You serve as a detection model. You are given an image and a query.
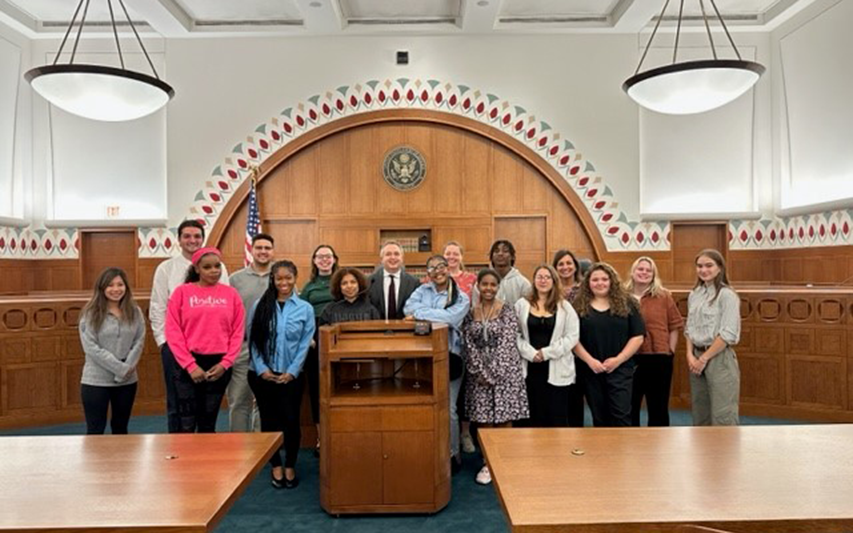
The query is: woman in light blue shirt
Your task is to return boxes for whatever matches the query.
[404,255,470,473]
[247,260,315,489]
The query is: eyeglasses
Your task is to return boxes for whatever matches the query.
[534,275,553,281]
[315,254,334,260]
[426,263,448,274]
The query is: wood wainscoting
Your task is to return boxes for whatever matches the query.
[0,294,164,429]
[2,287,852,430]
[669,287,853,422]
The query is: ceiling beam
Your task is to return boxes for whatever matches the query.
[459,0,500,33]
[131,0,191,37]
[0,0,38,38]
[762,0,820,30]
[612,0,660,32]
[296,0,342,34]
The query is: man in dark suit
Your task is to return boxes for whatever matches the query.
[368,241,420,320]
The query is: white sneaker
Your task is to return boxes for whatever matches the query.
[461,433,476,453]
[475,465,492,485]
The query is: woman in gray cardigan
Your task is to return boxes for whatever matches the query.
[79,267,146,434]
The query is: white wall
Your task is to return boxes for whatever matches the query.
[0,23,30,224]
[163,34,644,225]
[638,33,772,220]
[3,8,849,240]
[772,0,853,215]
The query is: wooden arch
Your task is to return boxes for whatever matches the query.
[207,109,606,259]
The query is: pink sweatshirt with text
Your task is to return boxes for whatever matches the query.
[165,282,245,372]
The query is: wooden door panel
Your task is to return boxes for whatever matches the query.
[330,431,383,506]
[383,431,434,505]
[671,224,726,284]
[80,230,137,290]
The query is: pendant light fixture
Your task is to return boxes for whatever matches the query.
[623,0,765,115]
[24,0,174,122]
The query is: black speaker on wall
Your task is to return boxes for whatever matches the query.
[396,50,409,65]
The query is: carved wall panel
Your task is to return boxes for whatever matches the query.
[786,329,815,355]
[787,356,846,410]
[2,307,29,332]
[752,327,784,354]
[756,299,782,322]
[671,289,853,421]
[817,299,844,324]
[3,285,853,426]
[739,353,784,404]
[786,298,814,323]
[0,297,162,427]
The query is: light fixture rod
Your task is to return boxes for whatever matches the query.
[699,0,717,60]
[53,0,86,65]
[117,0,161,80]
[709,0,742,60]
[69,0,92,65]
[673,0,685,64]
[634,0,671,75]
[107,0,124,69]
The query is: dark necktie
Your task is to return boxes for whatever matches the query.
[387,274,397,319]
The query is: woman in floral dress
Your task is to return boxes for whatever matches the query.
[462,269,529,485]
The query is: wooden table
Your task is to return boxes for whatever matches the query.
[479,425,853,533]
[0,433,282,532]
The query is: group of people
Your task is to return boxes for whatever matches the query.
[77,220,742,489]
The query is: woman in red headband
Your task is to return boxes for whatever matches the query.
[165,247,245,432]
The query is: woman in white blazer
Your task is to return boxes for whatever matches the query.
[515,264,580,427]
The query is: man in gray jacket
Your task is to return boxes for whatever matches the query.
[489,240,531,305]
[227,233,274,431]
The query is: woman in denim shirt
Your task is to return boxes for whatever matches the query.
[248,260,315,489]
[404,255,470,473]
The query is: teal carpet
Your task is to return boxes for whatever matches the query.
[1,410,808,533]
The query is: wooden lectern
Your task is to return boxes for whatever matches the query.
[318,320,450,514]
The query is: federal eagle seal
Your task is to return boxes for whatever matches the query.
[382,145,426,191]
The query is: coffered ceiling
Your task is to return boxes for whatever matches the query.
[0,0,816,38]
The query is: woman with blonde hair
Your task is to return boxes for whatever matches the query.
[573,262,645,427]
[443,241,478,298]
[515,265,579,427]
[685,249,741,426]
[625,257,683,426]
[443,241,478,453]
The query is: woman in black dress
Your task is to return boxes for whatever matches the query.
[573,262,645,427]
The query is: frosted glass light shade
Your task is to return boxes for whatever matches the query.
[25,64,174,122]
[623,59,765,115]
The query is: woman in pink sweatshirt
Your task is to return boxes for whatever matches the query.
[166,247,244,432]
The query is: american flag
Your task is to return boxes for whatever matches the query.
[244,173,261,266]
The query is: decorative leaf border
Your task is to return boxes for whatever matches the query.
[2,79,849,260]
[729,210,853,249]
[142,78,670,257]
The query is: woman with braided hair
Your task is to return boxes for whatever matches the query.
[247,260,315,489]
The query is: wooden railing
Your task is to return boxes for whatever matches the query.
[1,286,852,428]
